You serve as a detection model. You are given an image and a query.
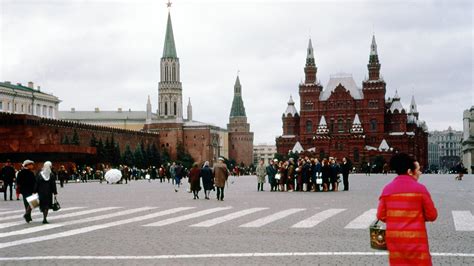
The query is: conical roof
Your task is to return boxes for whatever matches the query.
[350,114,364,134]
[284,95,298,116]
[162,12,177,58]
[316,115,329,134]
[230,75,246,117]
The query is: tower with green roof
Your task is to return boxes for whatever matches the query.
[158,9,183,121]
[228,75,254,166]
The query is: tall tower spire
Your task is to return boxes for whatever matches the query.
[187,97,193,121]
[230,75,246,117]
[409,94,419,119]
[367,34,381,80]
[146,95,152,124]
[304,38,317,84]
[158,4,183,121]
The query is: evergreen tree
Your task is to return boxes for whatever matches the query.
[97,138,105,162]
[140,141,149,167]
[176,142,194,169]
[71,130,80,145]
[122,144,134,167]
[134,144,145,168]
[62,135,70,145]
[113,144,121,166]
[150,143,161,166]
[161,148,170,165]
[104,137,112,163]
[90,134,98,147]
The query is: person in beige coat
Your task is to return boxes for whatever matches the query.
[213,158,229,201]
[255,159,266,192]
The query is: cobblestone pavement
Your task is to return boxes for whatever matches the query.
[0,174,472,265]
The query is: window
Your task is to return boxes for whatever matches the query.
[306,120,313,133]
[172,64,176,81]
[330,119,334,133]
[165,102,168,115]
[0,101,2,111]
[36,104,40,115]
[338,118,344,132]
[370,119,377,131]
[165,66,168,82]
[173,102,177,116]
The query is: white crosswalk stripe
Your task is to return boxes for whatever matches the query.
[344,209,377,229]
[240,208,305,228]
[0,207,85,223]
[0,207,194,250]
[0,207,157,238]
[190,208,268,227]
[144,207,232,227]
[0,207,117,229]
[0,210,25,216]
[452,211,474,231]
[292,209,346,228]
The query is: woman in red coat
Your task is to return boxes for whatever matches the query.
[189,163,201,200]
[377,153,438,266]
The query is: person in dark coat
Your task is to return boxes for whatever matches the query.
[1,159,16,201]
[200,161,214,199]
[266,160,278,192]
[321,159,331,192]
[34,161,58,224]
[189,163,201,200]
[16,160,36,223]
[329,158,340,191]
[341,157,351,191]
[57,165,68,188]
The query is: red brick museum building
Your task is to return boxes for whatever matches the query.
[276,36,428,168]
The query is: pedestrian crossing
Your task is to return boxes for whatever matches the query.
[0,206,472,249]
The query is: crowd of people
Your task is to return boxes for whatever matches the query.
[255,156,352,192]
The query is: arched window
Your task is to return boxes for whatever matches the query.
[306,120,313,133]
[164,65,168,82]
[173,102,177,116]
[338,118,344,132]
[370,119,377,131]
[330,119,335,133]
[172,63,176,81]
[165,102,168,115]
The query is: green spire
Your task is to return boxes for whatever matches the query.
[162,12,177,58]
[230,75,246,118]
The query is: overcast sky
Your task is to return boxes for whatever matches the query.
[1,0,472,144]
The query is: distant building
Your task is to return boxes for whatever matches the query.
[428,127,463,171]
[276,36,428,168]
[0,81,60,119]
[59,104,157,131]
[253,144,277,166]
[462,106,474,174]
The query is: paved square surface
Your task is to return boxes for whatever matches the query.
[0,174,472,265]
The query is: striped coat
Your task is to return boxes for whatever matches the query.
[377,175,438,265]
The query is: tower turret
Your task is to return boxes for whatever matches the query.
[146,95,152,124]
[367,35,381,81]
[187,97,193,121]
[158,8,183,121]
[304,39,317,84]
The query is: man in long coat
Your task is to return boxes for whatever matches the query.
[377,153,437,265]
[0,160,16,201]
[213,158,229,201]
[255,159,266,192]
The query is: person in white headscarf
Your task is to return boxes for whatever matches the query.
[34,161,58,224]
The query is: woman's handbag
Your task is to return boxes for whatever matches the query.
[52,196,61,211]
[275,174,281,180]
[369,220,387,250]
[316,177,323,185]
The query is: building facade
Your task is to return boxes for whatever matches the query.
[253,144,277,166]
[462,106,474,174]
[144,7,254,165]
[428,127,463,171]
[0,81,60,119]
[59,106,157,131]
[276,36,428,168]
